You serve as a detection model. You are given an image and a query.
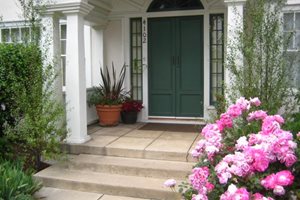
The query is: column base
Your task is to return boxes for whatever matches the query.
[66,135,91,144]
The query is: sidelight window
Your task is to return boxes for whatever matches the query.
[130,18,143,101]
[210,14,224,105]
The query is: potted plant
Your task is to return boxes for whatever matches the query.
[88,63,126,126]
[121,97,143,124]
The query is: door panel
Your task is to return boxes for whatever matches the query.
[148,16,203,117]
[148,18,175,116]
[176,17,203,117]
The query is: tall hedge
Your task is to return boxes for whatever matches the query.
[0,43,67,170]
[0,43,42,136]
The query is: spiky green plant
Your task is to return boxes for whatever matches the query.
[88,63,126,105]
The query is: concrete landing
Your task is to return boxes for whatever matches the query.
[65,123,201,162]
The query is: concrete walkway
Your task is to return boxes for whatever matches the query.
[35,187,149,200]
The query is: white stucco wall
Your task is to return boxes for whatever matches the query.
[103,20,123,71]
[0,0,22,22]
[287,0,300,5]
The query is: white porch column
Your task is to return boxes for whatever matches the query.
[224,0,246,97]
[64,6,92,143]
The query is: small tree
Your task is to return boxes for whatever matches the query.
[226,0,294,114]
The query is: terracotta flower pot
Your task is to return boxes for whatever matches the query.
[96,104,122,126]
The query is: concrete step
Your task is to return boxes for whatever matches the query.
[34,187,103,200]
[34,165,182,200]
[64,143,192,162]
[69,154,193,179]
[35,187,150,200]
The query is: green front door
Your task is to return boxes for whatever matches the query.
[148,16,204,117]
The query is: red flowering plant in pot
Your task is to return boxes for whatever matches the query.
[121,97,143,124]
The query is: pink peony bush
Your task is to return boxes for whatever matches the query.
[177,97,299,199]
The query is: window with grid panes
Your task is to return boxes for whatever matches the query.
[283,12,300,88]
[60,24,67,87]
[130,18,143,101]
[0,27,31,43]
[210,14,224,105]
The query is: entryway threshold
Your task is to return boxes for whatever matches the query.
[147,117,206,125]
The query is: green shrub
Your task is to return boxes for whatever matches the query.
[0,0,67,170]
[0,160,41,200]
[0,44,40,136]
[0,43,67,170]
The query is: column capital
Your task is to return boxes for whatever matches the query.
[224,0,246,6]
[46,1,94,16]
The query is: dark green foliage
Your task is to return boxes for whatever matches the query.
[0,160,41,200]
[0,44,41,136]
[0,43,67,170]
[87,87,103,106]
[178,181,197,200]
[226,0,293,114]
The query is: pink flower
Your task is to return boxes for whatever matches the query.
[250,97,261,106]
[205,182,214,192]
[247,110,267,121]
[164,179,176,187]
[217,113,233,131]
[191,140,206,159]
[248,133,263,145]
[189,167,210,194]
[235,188,250,200]
[194,124,223,159]
[252,193,264,199]
[247,148,269,172]
[261,173,277,189]
[273,185,285,196]
[261,170,294,193]
[227,104,242,118]
[282,153,297,167]
[236,97,251,111]
[191,149,201,158]
[274,115,284,124]
[275,170,294,186]
[252,193,274,200]
[262,116,281,135]
[220,184,250,200]
[192,194,208,200]
[235,136,249,150]
[201,123,219,134]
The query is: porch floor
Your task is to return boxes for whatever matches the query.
[84,122,202,162]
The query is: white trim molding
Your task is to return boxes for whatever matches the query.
[45,2,94,15]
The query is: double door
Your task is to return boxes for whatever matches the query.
[148,16,204,117]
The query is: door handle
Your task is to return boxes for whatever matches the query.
[172,56,175,65]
